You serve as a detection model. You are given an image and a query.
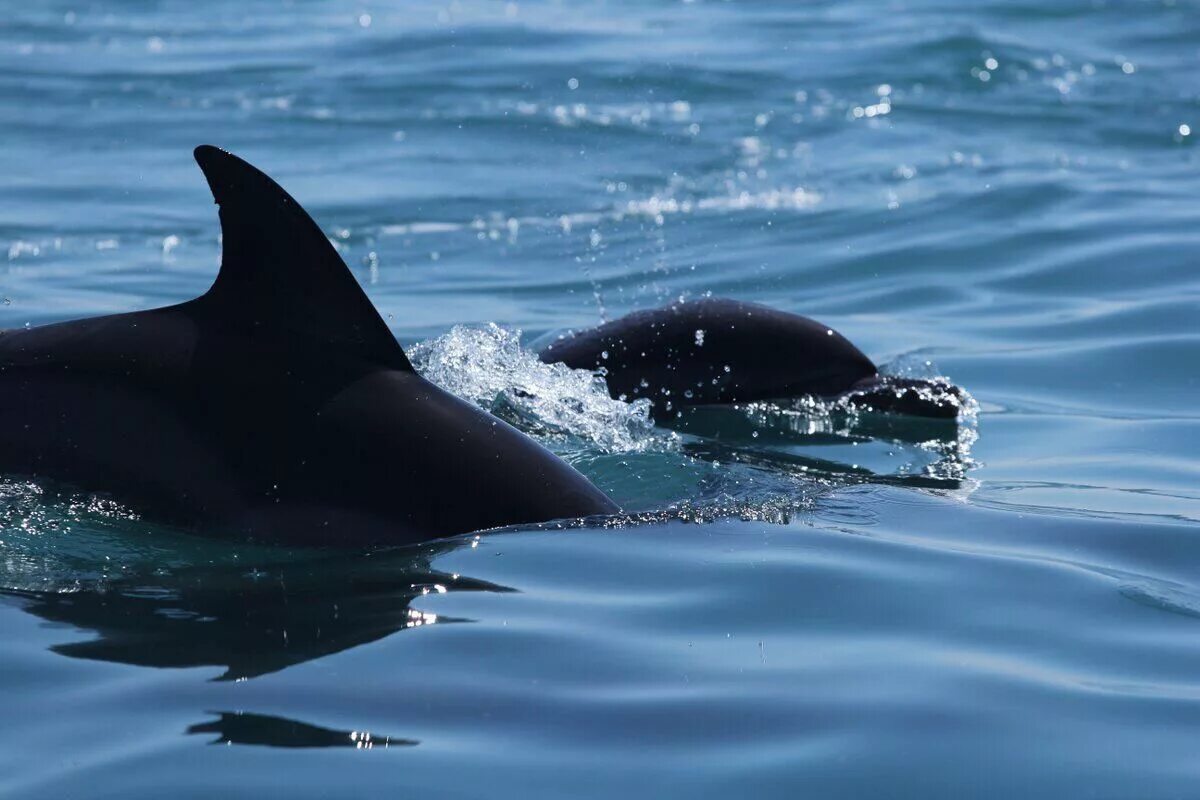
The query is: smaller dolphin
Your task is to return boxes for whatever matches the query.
[538,298,963,421]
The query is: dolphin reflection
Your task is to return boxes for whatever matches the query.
[668,404,975,487]
[187,710,416,749]
[1,539,511,681]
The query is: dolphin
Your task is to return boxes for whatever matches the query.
[538,298,964,421]
[0,145,617,546]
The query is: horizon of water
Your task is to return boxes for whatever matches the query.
[1,1,1199,797]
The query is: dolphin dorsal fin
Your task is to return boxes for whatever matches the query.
[192,145,412,371]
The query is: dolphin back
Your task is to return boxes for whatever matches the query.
[0,147,618,545]
[539,298,879,418]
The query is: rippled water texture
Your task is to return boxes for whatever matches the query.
[2,1,1199,797]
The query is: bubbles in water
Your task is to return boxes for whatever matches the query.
[0,479,149,592]
[409,324,672,455]
[725,353,980,484]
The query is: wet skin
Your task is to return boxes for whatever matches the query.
[0,147,618,546]
[539,297,964,421]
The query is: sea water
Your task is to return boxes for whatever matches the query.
[1,1,1198,796]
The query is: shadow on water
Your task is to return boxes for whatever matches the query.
[0,537,511,682]
[187,711,416,750]
[667,404,975,489]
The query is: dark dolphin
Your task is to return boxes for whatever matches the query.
[0,145,617,546]
[538,298,964,421]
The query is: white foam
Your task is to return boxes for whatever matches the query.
[409,324,672,456]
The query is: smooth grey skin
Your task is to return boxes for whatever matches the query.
[0,146,618,546]
[539,298,963,420]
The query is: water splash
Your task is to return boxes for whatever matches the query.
[411,327,979,497]
[728,359,979,483]
[0,479,140,534]
[0,479,145,593]
[875,357,980,479]
[409,324,672,456]
[0,480,302,594]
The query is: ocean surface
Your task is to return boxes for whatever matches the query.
[1,1,1199,796]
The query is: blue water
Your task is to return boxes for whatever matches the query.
[2,1,1199,796]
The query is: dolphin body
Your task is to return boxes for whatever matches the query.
[0,146,617,546]
[538,298,963,420]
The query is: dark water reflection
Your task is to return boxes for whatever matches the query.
[1,540,511,682]
[187,711,415,749]
[670,404,975,489]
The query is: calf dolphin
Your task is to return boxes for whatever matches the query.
[0,145,617,546]
[538,298,963,420]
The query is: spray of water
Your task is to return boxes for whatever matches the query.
[409,323,674,456]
